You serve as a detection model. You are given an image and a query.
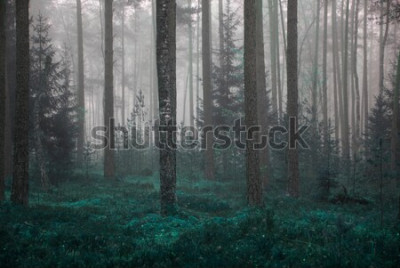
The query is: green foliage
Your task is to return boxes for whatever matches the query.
[0,174,399,267]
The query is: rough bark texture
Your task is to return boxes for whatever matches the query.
[0,0,5,202]
[256,0,270,189]
[104,0,115,179]
[287,0,299,198]
[202,0,215,180]
[76,0,85,164]
[11,0,30,206]
[245,0,262,206]
[156,0,177,215]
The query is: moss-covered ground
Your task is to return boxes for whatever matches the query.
[0,173,399,267]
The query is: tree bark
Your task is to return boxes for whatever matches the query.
[11,0,30,206]
[157,0,177,215]
[202,0,215,180]
[287,0,299,198]
[245,0,262,206]
[188,0,194,128]
[352,0,361,155]
[256,0,270,189]
[362,0,368,139]
[0,0,5,202]
[322,0,328,151]
[104,0,115,179]
[268,0,278,117]
[76,0,85,165]
[379,0,390,93]
[391,50,400,174]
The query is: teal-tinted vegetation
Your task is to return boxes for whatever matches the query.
[1,173,399,267]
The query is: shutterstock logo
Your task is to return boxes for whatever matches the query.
[90,117,309,151]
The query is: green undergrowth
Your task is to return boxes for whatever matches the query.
[0,174,399,267]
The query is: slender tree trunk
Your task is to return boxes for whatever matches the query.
[379,0,390,93]
[287,0,299,198]
[342,0,351,164]
[202,0,215,180]
[195,0,201,127]
[256,0,270,189]
[104,0,115,179]
[0,0,5,202]
[268,0,278,117]
[152,0,158,126]
[391,50,400,174]
[245,0,262,206]
[322,0,328,151]
[362,0,368,138]
[76,0,85,164]
[274,0,282,121]
[11,0,30,206]
[312,0,320,133]
[121,5,126,125]
[332,0,340,142]
[156,0,177,215]
[188,0,194,128]
[352,0,361,155]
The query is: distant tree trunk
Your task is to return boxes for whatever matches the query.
[342,0,351,165]
[156,0,177,215]
[268,0,278,117]
[76,0,85,165]
[312,0,320,133]
[362,0,368,138]
[11,0,30,206]
[287,0,299,198]
[104,0,115,179]
[0,0,5,202]
[188,0,194,128]
[245,0,262,206]
[202,0,215,180]
[379,0,390,93]
[195,0,201,127]
[391,50,400,174]
[352,0,361,155]
[274,0,282,121]
[256,0,270,189]
[332,0,343,142]
[121,4,126,125]
[152,0,158,123]
[322,0,328,151]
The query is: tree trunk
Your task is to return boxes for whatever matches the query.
[76,0,85,165]
[322,0,328,151]
[0,0,5,202]
[245,0,262,206]
[287,0,299,198]
[11,0,30,206]
[362,0,368,139]
[157,0,177,215]
[202,0,215,180]
[379,0,390,93]
[268,0,278,117]
[195,0,201,127]
[121,4,126,125]
[352,0,361,155]
[342,0,351,165]
[391,50,400,174]
[188,0,194,128]
[312,0,320,134]
[256,0,270,189]
[104,0,115,179]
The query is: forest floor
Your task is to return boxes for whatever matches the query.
[0,172,399,267]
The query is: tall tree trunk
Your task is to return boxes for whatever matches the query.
[268,0,278,117]
[379,0,390,93]
[156,0,177,215]
[195,0,201,127]
[11,0,30,206]
[274,0,282,121]
[352,0,361,155]
[202,0,215,180]
[245,0,262,206]
[391,50,400,174]
[322,0,328,151]
[0,0,5,202]
[287,0,299,198]
[332,0,341,142]
[342,0,351,165]
[362,0,368,138]
[152,0,158,125]
[76,0,85,165]
[104,0,115,179]
[121,4,126,125]
[312,0,320,133]
[188,0,194,128]
[256,0,270,189]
